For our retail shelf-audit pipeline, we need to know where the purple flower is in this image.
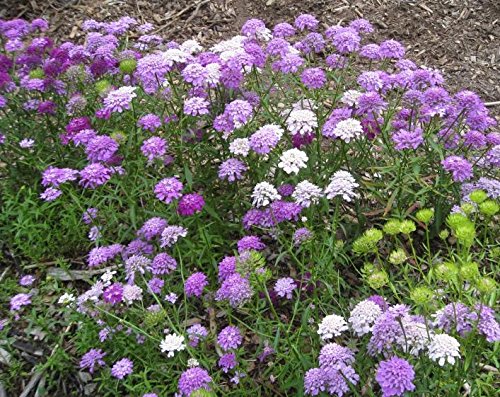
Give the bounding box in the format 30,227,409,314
42,167,79,187
40,187,62,201
216,273,253,307
150,253,177,275
111,358,133,379
433,302,477,336
318,343,356,369
225,100,253,129
294,14,319,31
273,53,304,74
332,27,361,54
137,114,162,131
103,283,124,305
218,256,237,281
379,39,406,59
273,22,296,38
178,367,212,397
85,135,119,162
19,275,36,286
141,137,168,162
184,96,210,116
177,193,205,216
187,324,208,347
218,158,247,182
10,293,31,311
184,272,208,297
392,128,424,150
87,245,123,267
376,357,415,397
475,304,500,343
219,352,237,373
249,124,283,154
147,278,164,294
138,217,168,240
274,277,297,299
349,18,374,34
217,326,242,351
293,228,312,245
154,177,183,204
442,156,473,182
103,86,137,114
301,68,326,89
80,349,106,374
304,368,326,396
79,163,113,188
237,235,266,253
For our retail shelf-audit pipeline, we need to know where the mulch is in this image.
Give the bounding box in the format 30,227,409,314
1,0,499,118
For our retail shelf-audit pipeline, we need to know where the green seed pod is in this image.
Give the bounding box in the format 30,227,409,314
460,202,475,216
383,219,402,235
399,220,416,235
435,262,458,282
353,236,375,255
119,58,137,74
459,261,480,281
29,68,45,79
455,224,476,247
95,79,111,95
479,200,499,217
416,208,434,224
367,270,389,289
410,286,434,306
389,248,407,265
438,229,450,240
469,189,488,204
446,213,470,231
144,310,166,329
475,277,497,294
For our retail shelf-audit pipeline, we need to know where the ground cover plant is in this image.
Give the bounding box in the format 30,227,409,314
0,14,499,397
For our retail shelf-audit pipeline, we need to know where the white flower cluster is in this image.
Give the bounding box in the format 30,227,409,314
278,148,309,174
160,333,186,358
229,138,250,157
179,39,203,54
292,181,323,208
317,314,348,341
251,182,281,207
324,170,359,202
332,118,363,143
123,284,143,305
396,317,432,356
58,293,76,305
348,299,382,336
286,109,318,136
428,334,461,366
340,90,362,107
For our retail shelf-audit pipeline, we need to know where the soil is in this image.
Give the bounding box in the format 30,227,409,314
0,0,499,117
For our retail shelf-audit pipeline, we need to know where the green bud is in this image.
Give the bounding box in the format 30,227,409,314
236,250,265,275
110,131,126,144
489,247,500,260
389,248,407,265
29,68,45,79
439,229,450,240
190,389,216,397
469,189,487,204
367,270,389,289
383,219,402,235
459,261,479,281
475,277,497,294
460,202,475,216
95,79,111,95
400,220,416,235
352,236,373,255
455,224,476,247
479,200,499,217
416,208,434,224
446,213,470,231
144,310,166,328
435,262,458,282
253,267,272,285
410,286,434,306
119,58,137,74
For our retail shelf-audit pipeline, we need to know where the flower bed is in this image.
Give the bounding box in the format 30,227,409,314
0,14,499,397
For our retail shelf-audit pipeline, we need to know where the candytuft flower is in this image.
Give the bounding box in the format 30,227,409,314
160,333,186,357
317,314,348,340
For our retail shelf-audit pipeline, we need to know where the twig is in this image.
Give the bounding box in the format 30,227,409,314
0,266,10,283
484,101,500,107
155,0,210,34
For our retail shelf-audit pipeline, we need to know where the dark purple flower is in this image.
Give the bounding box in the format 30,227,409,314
103,283,124,305
184,272,208,297
376,357,415,397
237,235,266,253
177,193,205,216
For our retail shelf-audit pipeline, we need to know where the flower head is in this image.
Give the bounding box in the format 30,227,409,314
428,333,461,366
111,358,133,379
317,314,348,340
160,333,186,357
376,357,415,397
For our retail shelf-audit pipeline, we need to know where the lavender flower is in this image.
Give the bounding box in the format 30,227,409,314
218,158,247,182
111,358,133,379
160,225,188,248
237,235,266,253
187,324,208,347
301,68,326,89
184,272,208,297
392,128,424,150
19,275,36,286
376,357,415,397
442,156,473,182
178,193,205,216
178,367,212,397
79,163,113,188
215,273,253,307
184,96,210,116
103,86,137,114
141,137,167,162
80,349,106,374
218,326,242,351
10,293,31,311
219,353,237,373
249,124,283,154
151,253,177,275
274,277,297,299
154,177,183,204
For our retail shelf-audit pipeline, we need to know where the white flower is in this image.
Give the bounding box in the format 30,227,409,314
19,138,35,148
205,63,221,86
162,48,191,64
341,90,362,107
292,181,323,208
160,333,186,357
165,292,178,304
278,148,308,174
122,284,143,305
100,270,116,285
187,358,200,367
396,317,432,356
286,109,318,136
428,334,461,366
324,170,359,202
348,300,382,336
251,182,281,207
180,39,203,54
317,314,348,340
332,118,363,142
229,138,250,157
58,293,75,305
